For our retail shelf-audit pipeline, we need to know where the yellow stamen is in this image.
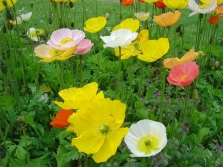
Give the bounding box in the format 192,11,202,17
49,49,64,57
100,125,109,134
180,74,188,82
60,38,73,45
138,135,159,154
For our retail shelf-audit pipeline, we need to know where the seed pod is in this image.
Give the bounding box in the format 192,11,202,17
70,22,74,28
214,61,220,69
192,88,198,100
152,106,158,113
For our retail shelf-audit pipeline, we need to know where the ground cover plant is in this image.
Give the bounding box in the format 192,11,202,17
1,0,223,166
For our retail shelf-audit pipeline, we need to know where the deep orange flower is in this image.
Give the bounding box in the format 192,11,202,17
167,62,199,87
208,15,220,24
155,0,166,8
154,10,181,27
139,0,145,2
122,0,134,6
50,109,73,128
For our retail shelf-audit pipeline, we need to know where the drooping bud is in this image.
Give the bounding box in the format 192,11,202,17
214,61,220,69
48,17,53,24
69,2,74,8
30,2,34,9
192,88,198,100
70,22,74,28
6,8,14,20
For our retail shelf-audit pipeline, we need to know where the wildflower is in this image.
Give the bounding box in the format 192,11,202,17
121,0,134,6
163,0,189,10
188,0,217,17
155,0,166,8
39,85,51,92
75,39,94,55
138,38,169,62
208,6,223,24
113,18,139,32
124,120,167,157
154,10,181,27
50,109,73,128
54,82,99,110
0,0,17,10
47,28,85,50
163,49,198,69
84,16,106,33
34,44,75,62
167,62,199,87
134,12,150,21
135,29,149,44
71,98,129,163
27,28,38,41
100,29,138,48
10,12,32,25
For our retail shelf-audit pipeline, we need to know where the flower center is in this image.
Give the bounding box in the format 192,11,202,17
49,49,64,57
99,125,109,134
138,135,159,154
60,38,73,45
180,74,188,82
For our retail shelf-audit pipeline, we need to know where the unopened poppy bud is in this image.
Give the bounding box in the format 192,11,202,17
5,85,11,95
199,13,203,19
1,64,7,74
26,87,32,95
3,25,7,33
105,13,111,20
215,61,220,69
3,0,7,7
176,25,181,33
192,88,198,100
152,106,158,113
209,57,215,67
48,17,53,24
6,8,14,20
69,2,74,8
71,22,74,28
30,2,34,9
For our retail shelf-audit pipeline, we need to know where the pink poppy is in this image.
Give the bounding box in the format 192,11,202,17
167,62,199,87
75,39,94,55
47,28,85,50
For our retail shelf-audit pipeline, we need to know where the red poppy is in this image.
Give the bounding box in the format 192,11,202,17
139,0,145,2
155,0,166,9
50,109,73,128
208,15,220,25
121,0,134,6
167,62,199,87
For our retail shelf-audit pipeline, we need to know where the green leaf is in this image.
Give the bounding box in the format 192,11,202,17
198,127,210,143
0,95,16,111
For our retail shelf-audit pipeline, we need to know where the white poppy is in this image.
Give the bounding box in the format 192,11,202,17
10,12,32,25
188,0,217,17
27,28,38,41
134,12,150,21
100,29,138,48
124,119,167,157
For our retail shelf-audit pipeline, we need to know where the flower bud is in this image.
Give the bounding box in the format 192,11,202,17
4,85,11,95
6,8,14,20
192,88,198,100
48,17,53,24
196,51,204,59
105,12,111,21
69,2,74,8
71,22,74,28
152,106,158,113
214,61,220,69
30,2,34,9
3,0,7,7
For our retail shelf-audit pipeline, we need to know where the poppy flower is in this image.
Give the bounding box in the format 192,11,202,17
163,0,189,10
163,49,198,69
144,0,159,3
121,0,134,6
10,12,32,25
154,10,181,27
50,109,73,128
124,120,167,157
0,0,17,10
134,12,150,21
208,6,223,24
113,18,139,32
167,62,199,87
84,16,106,33
155,0,166,8
208,15,220,24
75,39,94,55
188,0,217,17
139,0,145,2
71,98,129,163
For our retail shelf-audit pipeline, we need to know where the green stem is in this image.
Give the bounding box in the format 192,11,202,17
159,66,166,122
69,58,75,86
58,61,64,88
22,129,31,167
0,128,11,164
180,86,190,123
84,153,88,167
79,55,83,86
138,61,144,97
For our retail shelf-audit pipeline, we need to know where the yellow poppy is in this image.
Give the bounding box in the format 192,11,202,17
113,18,139,32
163,0,189,10
84,16,106,33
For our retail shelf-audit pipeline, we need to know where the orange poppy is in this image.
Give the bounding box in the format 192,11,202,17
163,49,198,69
154,10,181,27
139,0,145,2
208,6,223,24
208,15,220,24
50,109,73,128
155,0,166,8
121,0,134,6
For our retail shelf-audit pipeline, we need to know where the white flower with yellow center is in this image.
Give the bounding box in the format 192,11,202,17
188,0,217,17
10,12,32,25
100,29,138,48
124,119,167,157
